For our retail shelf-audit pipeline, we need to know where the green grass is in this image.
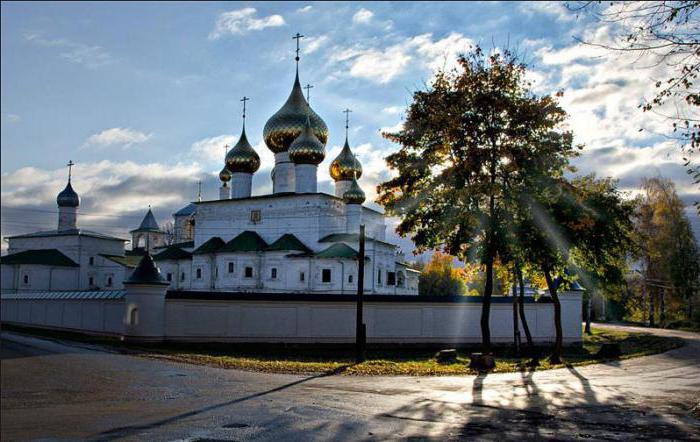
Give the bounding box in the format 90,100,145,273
3,324,682,376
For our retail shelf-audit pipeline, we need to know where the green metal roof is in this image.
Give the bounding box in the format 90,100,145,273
153,246,193,261
192,237,226,255
319,233,394,247
218,231,268,253
314,243,360,259
5,229,127,242
0,249,79,267
100,254,143,268
265,234,311,253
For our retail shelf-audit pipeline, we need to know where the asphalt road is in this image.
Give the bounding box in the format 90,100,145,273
1,324,699,441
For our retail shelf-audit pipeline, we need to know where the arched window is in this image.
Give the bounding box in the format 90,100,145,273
23,274,29,285
129,307,139,326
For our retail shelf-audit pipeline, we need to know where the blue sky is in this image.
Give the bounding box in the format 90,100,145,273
1,1,697,253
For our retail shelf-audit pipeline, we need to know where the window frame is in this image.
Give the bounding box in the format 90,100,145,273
244,266,254,278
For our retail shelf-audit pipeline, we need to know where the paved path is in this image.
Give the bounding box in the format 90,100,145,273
1,324,699,441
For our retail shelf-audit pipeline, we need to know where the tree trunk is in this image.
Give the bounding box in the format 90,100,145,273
482,259,493,352
648,284,655,327
516,265,534,349
642,281,648,325
584,292,592,335
660,287,666,327
543,266,563,364
511,267,520,355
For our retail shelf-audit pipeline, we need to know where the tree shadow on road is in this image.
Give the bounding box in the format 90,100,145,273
374,365,699,440
90,364,354,441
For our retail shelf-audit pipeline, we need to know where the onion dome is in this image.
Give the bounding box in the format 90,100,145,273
289,116,325,165
225,127,260,174
219,165,232,183
343,176,365,205
330,137,362,181
57,181,80,207
263,73,328,153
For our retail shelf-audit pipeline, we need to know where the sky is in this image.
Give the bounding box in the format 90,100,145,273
1,1,698,255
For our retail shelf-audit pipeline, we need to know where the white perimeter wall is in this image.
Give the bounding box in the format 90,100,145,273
1,299,125,335
1,293,582,344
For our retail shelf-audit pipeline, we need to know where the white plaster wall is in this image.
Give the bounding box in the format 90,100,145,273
0,299,125,335
163,293,583,343
2,292,583,344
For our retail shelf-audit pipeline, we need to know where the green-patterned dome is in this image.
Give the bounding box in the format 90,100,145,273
330,137,362,181
343,176,365,204
263,73,327,153
289,116,325,165
226,127,260,174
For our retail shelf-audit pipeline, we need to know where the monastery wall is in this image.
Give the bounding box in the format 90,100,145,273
1,290,583,344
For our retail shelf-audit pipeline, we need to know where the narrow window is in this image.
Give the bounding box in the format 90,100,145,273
349,274,353,284
166,273,172,282
271,268,277,279
388,272,396,286
89,276,94,286
89,256,95,266
129,307,139,326
228,262,234,273
23,274,29,284
181,272,185,281
106,277,113,287
196,268,202,279
397,271,405,288
322,268,332,283
250,209,262,223
377,269,382,285
300,271,305,282
245,267,253,278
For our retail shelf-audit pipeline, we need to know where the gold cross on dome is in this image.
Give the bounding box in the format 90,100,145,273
66,160,75,182
304,84,313,102
343,108,352,138
292,32,304,63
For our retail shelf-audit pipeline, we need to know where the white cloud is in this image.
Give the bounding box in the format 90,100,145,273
82,128,152,149
353,8,374,24
208,8,285,39
190,134,237,162
329,32,473,84
519,2,575,22
3,114,21,124
303,35,329,54
297,5,313,13
383,106,403,115
24,32,113,69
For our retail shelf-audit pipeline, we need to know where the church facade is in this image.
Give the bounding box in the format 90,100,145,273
1,45,419,296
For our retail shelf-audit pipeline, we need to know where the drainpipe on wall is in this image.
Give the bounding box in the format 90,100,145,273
257,252,263,290
48,267,53,290
338,260,345,295
308,258,313,292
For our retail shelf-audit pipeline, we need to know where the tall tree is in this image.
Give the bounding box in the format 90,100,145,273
377,47,573,351
515,175,635,363
634,177,700,323
417,252,467,296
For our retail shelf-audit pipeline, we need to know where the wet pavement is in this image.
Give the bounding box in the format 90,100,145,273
1,324,699,441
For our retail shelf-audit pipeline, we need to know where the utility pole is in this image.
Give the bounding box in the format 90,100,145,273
356,224,366,363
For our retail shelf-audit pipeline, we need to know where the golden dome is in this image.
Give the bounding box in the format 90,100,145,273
219,165,232,183
226,127,260,174
343,176,365,205
289,116,325,165
263,73,328,153
330,137,362,181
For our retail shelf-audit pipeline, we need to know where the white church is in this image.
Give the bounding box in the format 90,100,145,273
1,46,419,296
